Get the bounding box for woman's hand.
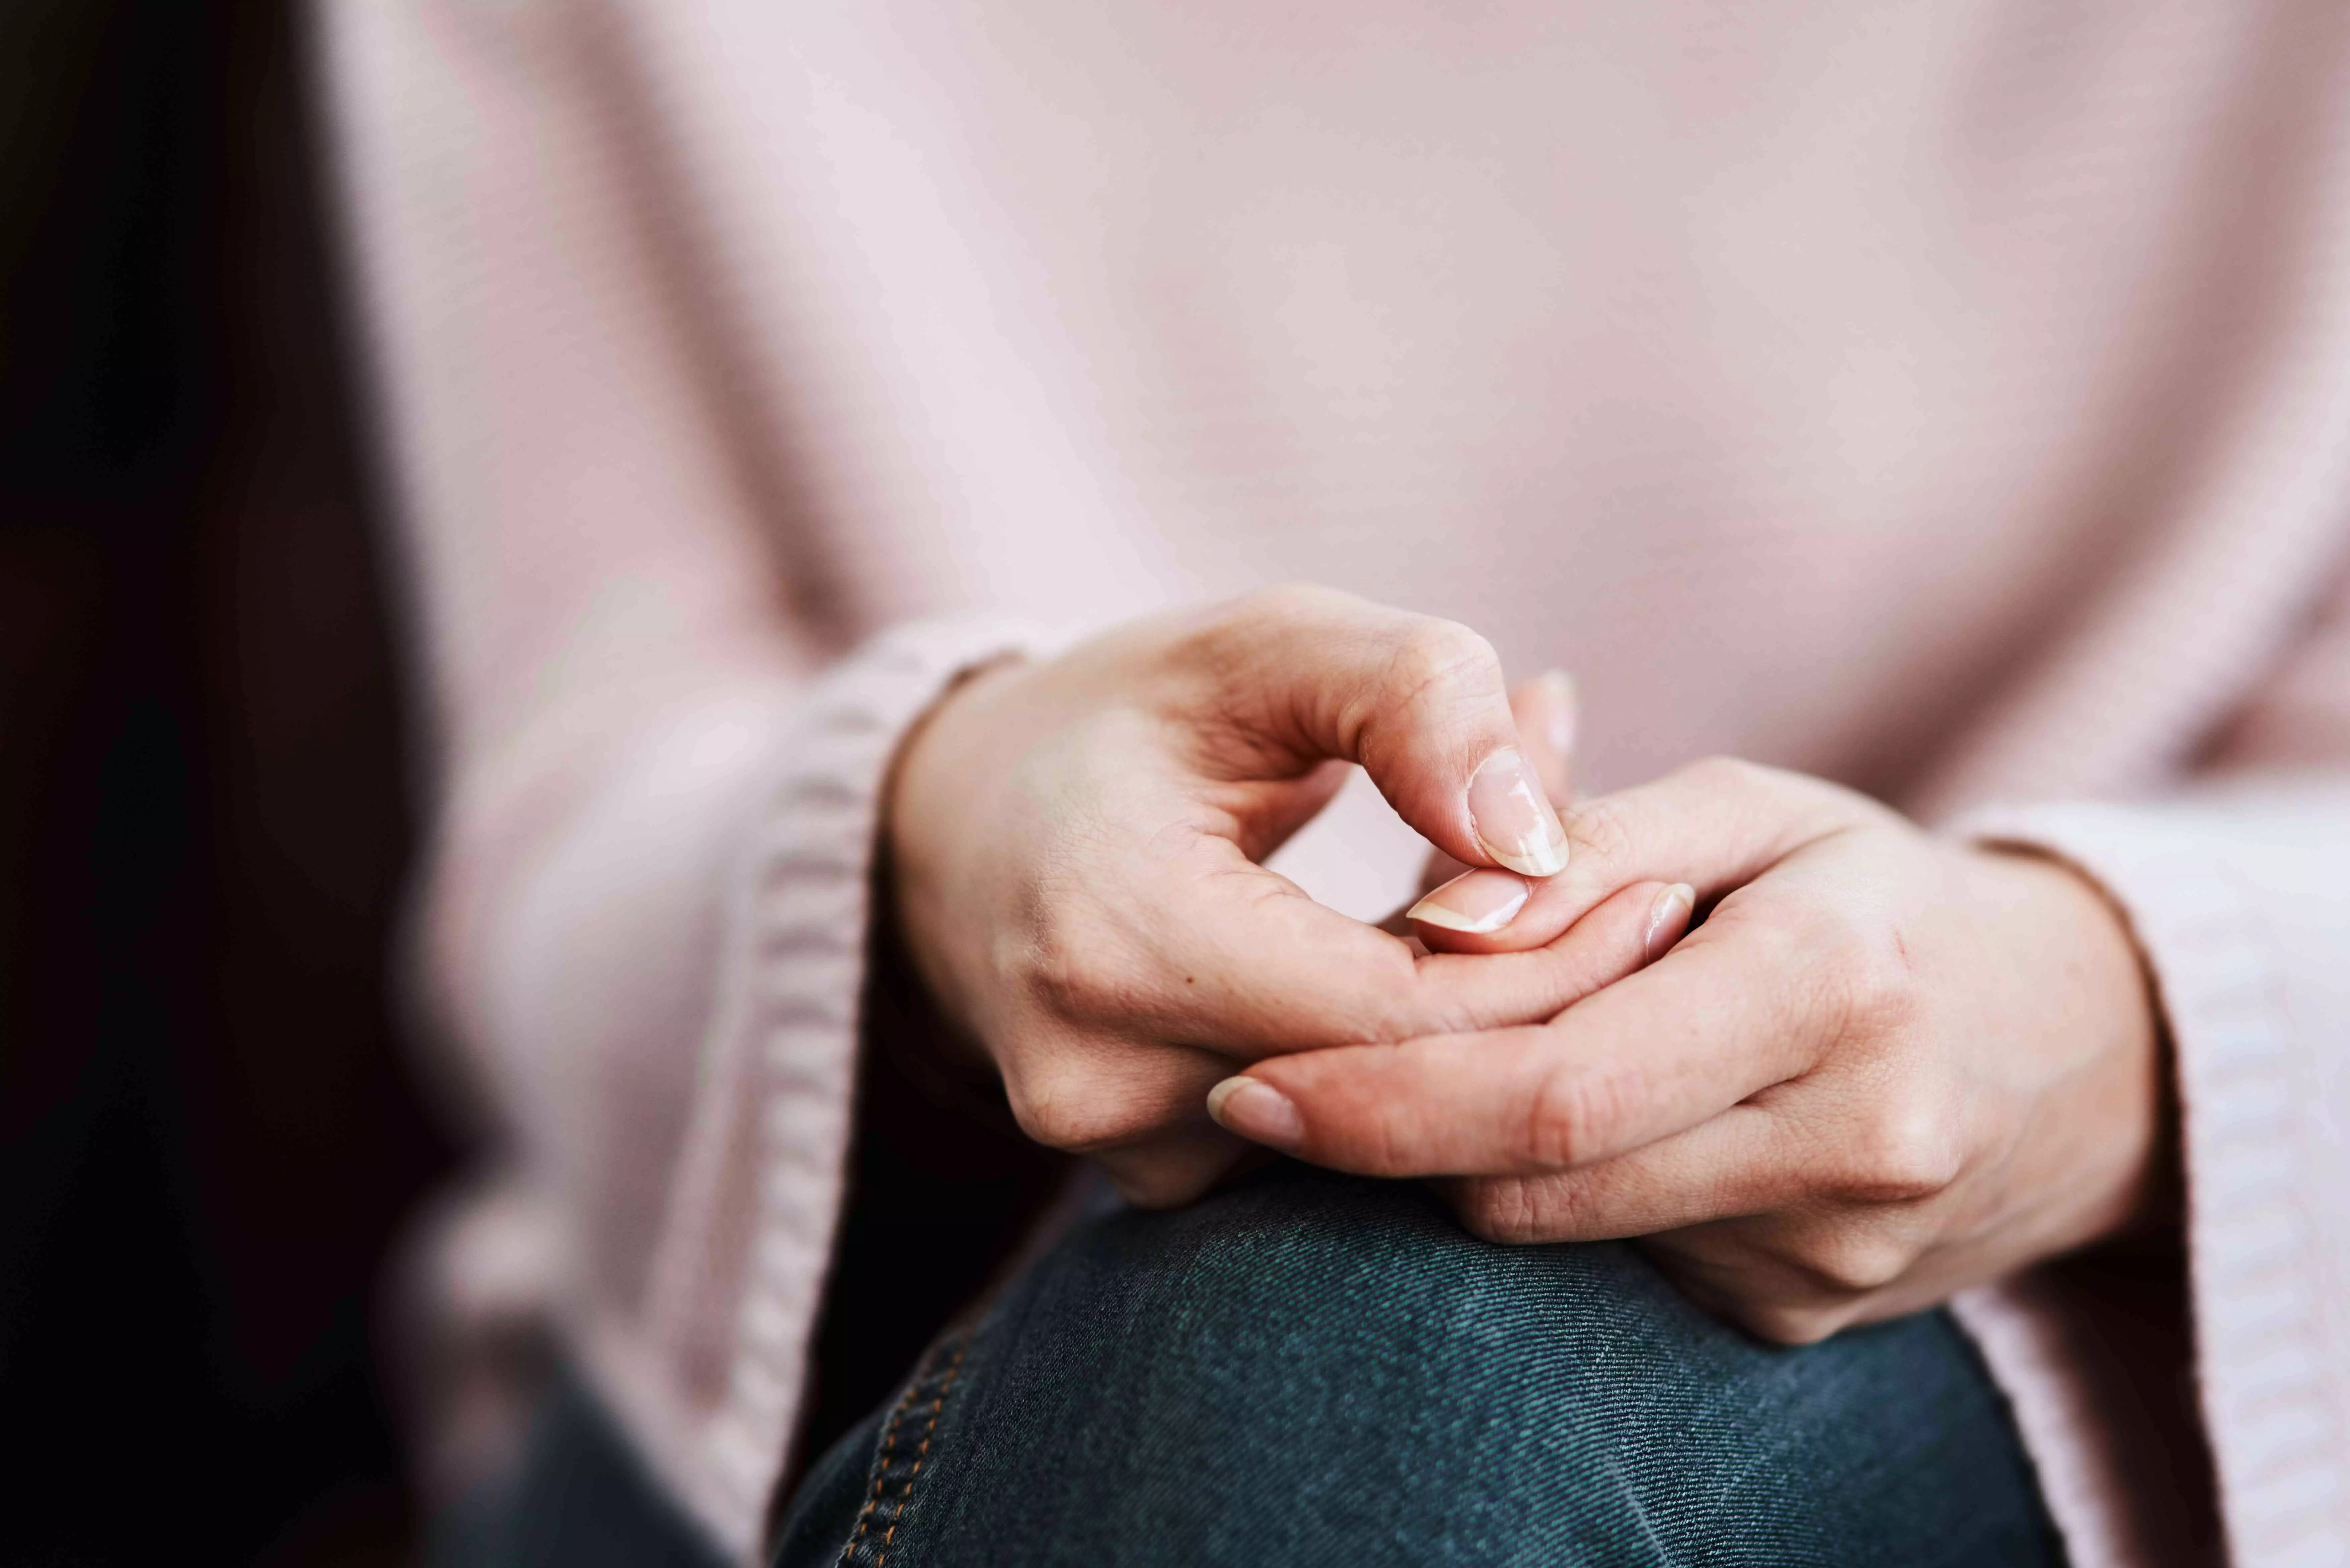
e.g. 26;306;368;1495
1207;758;2167;1341
1388;670;1581;934
886;587;1686;1207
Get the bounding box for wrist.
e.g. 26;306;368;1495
882;652;1027;1059
1974;843;2177;1245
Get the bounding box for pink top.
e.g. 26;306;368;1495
323;3;2350;1563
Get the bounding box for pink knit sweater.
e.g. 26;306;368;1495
323;3;2350;1562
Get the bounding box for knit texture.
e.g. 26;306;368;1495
577;619;1037;1551
1965;795;2350;1568
320;3;2350;1561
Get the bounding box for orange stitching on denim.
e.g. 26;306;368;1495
837;1335;970;1568
838;1367;924;1564
875;1339;966;1566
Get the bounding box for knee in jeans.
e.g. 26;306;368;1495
775;1163;2059;1568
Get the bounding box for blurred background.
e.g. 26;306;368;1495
2;2;461;1561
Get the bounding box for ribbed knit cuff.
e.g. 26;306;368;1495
613;614;1042;1561
1955;793;2350;1568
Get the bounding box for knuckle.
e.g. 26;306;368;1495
1522;1065;1628;1167
1669;753;1892;849
1456;1173;1610;1244
1560;794;1636;865
1383;618;1503;714
1349;960;1439;1045
1848;943;1918;1031
1675;753;1866;826
1453;1177;1545;1244
1795;902;1917;1039
1680;753;1773;798
1109;1162;1212;1211
1740;1303;1844;1346
1174;587;1296;672
1787;1228;1915;1295
1833;1098;1963;1203
1018;906;1138;1027
1007;1063;1142;1152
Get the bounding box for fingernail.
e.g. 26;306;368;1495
1405;868;1530;934
1206;1077;1303;1153
1468;749;1569;876
1536;670;1578;760
1644;883;1696;961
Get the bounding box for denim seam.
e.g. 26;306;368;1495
836;1332;971;1567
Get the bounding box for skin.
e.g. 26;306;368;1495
885;585;1681;1206
1212;757;2168;1343
890;589;2166;1339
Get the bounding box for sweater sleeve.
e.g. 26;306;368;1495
1953;571;2350;1568
318;4;1038;1556
568;619;1037;1555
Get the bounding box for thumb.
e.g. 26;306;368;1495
1407;756;1882;953
1405;669;1581;907
1183;587;1569;877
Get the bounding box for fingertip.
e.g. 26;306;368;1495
1406;868;1531;941
1499;877;1690;982
1206;1076;1304;1154
1467;748;1570;877
1644;882;1697;963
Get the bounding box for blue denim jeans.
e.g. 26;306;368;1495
773;1162;2060;1566
442;1162;2062;1566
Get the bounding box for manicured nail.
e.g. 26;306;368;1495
1644;883;1696;962
1467;749;1569;877
1405;868;1530;934
1535;670;1578;760
1206;1077;1303;1153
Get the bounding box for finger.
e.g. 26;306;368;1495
1405;755;1877;953
1442;1103;1798;1243
1213;904;1831;1174
1000;1033;1261;1209
1510;670;1577;802
1638;1218;1940;1345
1166;872;1688;1061
1448;1064;1961;1243
1003;1033;1232;1153
1391;671;1578;926
1174;586;1569;877
1636;1230;1876;1345
1091;1122;1254;1210
1022;810;1655;1084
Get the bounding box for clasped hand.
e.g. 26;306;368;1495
888;588;2165;1343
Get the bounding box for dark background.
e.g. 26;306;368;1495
1;2;460;1561
0;6;1080;1562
